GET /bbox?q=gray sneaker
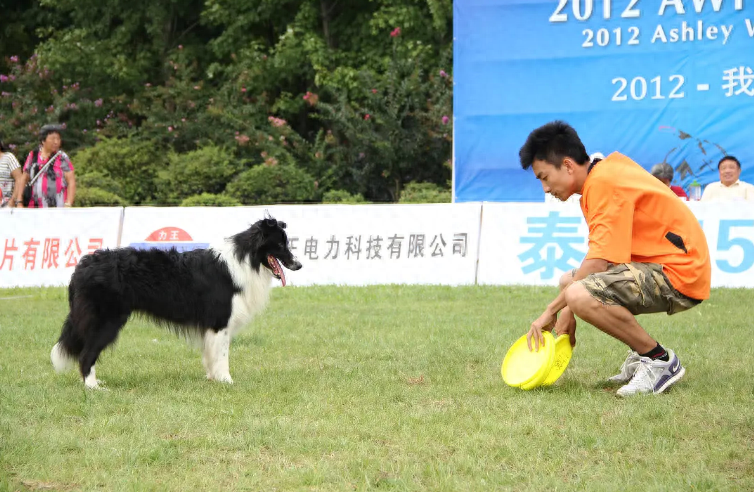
[607,350,641,383]
[616,350,685,397]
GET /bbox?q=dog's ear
[263,210,277,228]
[278,221,286,229]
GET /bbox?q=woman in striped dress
[20,124,77,208]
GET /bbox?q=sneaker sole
[654,366,686,394]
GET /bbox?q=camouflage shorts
[573,262,701,316]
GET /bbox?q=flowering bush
[0,55,109,158]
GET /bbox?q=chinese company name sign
[2,204,753,289]
[454,0,754,202]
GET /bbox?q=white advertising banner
[0,208,124,288]
[478,202,754,289]
[120,204,483,286]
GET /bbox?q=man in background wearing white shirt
[701,156,754,202]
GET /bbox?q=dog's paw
[213,373,234,384]
[84,379,107,390]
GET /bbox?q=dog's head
[233,215,302,286]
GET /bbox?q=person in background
[18,124,76,208]
[0,136,24,208]
[701,156,754,202]
[650,163,687,200]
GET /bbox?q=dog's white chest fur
[213,240,274,336]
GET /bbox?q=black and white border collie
[50,216,302,389]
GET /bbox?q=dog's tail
[51,314,80,373]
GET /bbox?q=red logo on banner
[130,227,207,253]
[144,227,193,242]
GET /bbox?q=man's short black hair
[718,155,741,170]
[519,120,590,170]
[39,123,64,142]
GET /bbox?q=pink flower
[168,126,174,132]
[439,70,448,78]
[268,116,287,127]
[235,134,250,145]
[10,56,18,63]
[302,91,318,105]
[194,85,200,90]
[390,27,401,37]
[0,75,8,83]
[364,114,370,120]
[145,83,152,87]
[94,98,103,107]
[178,45,183,50]
[241,87,247,92]
[181,118,186,122]
[371,89,378,94]
[442,115,449,125]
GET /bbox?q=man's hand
[527,309,556,352]
[554,307,577,348]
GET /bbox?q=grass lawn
[1,285,752,491]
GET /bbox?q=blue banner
[453,0,754,202]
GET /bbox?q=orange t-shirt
[580,152,711,300]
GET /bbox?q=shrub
[74,171,124,197]
[226,164,317,205]
[75,187,126,207]
[157,145,245,203]
[398,182,451,204]
[322,189,367,204]
[180,193,241,207]
[72,137,167,204]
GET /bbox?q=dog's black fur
[51,216,301,388]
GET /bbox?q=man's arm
[527,258,610,350]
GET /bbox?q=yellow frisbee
[501,332,555,389]
[541,334,574,387]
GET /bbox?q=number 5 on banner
[716,220,754,274]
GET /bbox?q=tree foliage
[0,0,453,205]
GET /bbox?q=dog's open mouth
[267,255,286,286]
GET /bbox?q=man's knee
[559,270,575,291]
[564,282,595,315]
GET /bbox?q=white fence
[2,202,753,288]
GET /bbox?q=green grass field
[1,285,752,491]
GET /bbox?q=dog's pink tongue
[268,255,286,286]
